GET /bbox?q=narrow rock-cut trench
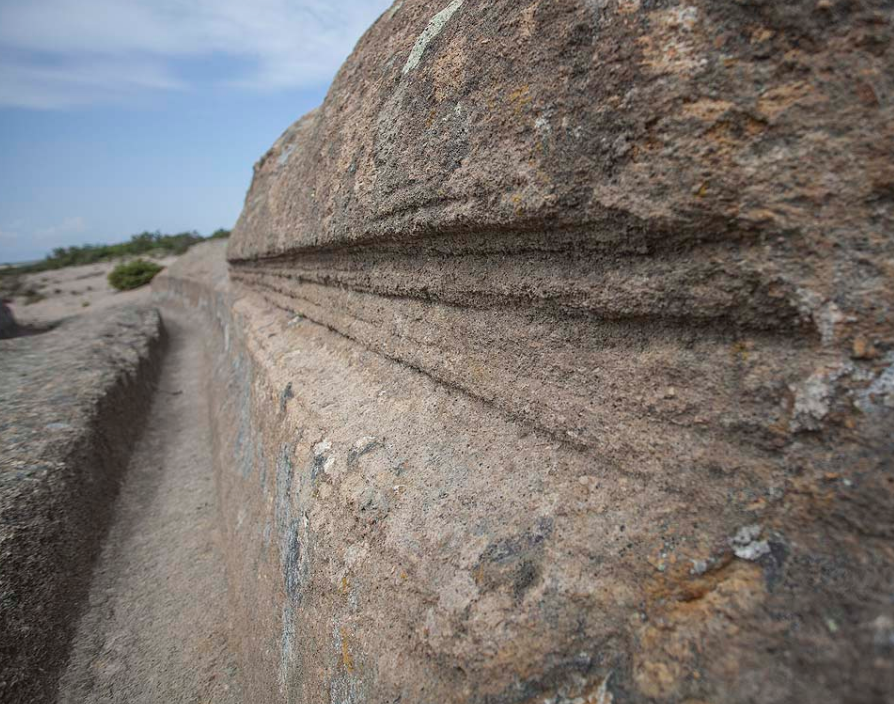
[57,308,244,703]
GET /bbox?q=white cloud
[0,60,186,109]
[0,0,393,108]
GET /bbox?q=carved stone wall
[165,1,894,701]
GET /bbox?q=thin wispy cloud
[34,216,88,241]
[0,59,186,109]
[0,0,392,109]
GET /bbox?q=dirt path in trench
[57,308,244,704]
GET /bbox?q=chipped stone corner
[730,524,771,562]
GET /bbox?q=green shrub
[107,260,163,291]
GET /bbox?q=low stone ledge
[0,305,166,703]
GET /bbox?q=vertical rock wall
[162,1,893,702]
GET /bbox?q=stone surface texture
[0,306,165,703]
[183,0,893,702]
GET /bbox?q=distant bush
[208,228,231,240]
[107,260,163,291]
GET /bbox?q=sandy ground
[56,309,244,703]
[6,257,178,327]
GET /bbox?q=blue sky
[0,0,392,263]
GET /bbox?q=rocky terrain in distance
[1,256,179,330]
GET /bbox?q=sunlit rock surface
[163,1,893,702]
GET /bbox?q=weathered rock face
[215,1,894,702]
[231,0,892,260]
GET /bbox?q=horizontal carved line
[232,266,803,455]
[231,241,810,335]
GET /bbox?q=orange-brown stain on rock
[635,558,766,699]
[508,85,533,116]
[340,627,355,673]
[679,98,735,123]
[701,114,766,152]
[757,81,823,122]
